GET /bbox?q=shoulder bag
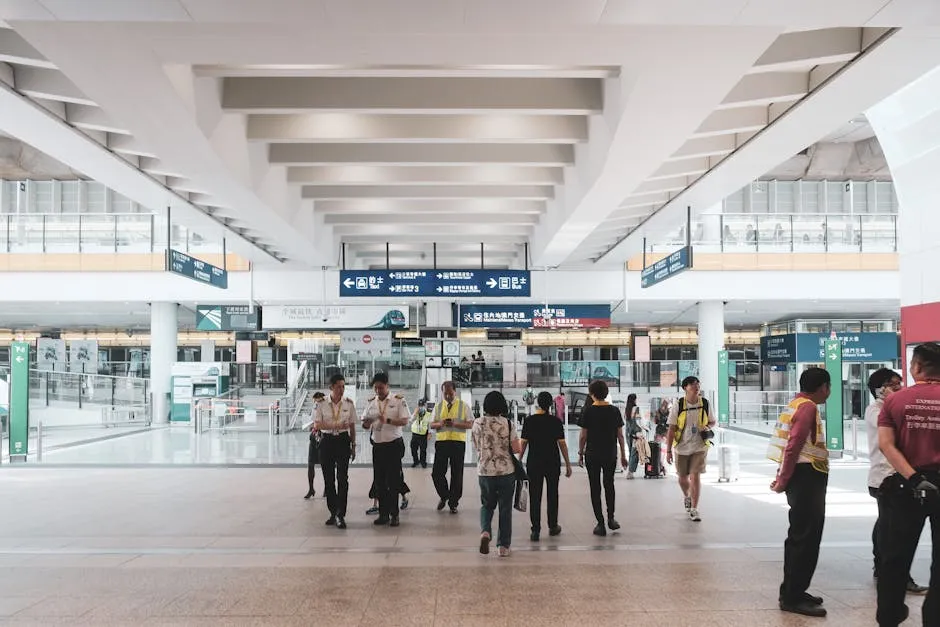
[506,416,529,512]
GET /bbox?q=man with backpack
[666,376,715,522]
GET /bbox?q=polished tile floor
[0,454,928,625]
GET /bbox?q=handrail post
[36,421,43,462]
[852,415,859,461]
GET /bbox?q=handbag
[506,416,528,512]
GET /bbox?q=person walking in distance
[578,380,627,537]
[431,381,472,514]
[314,375,357,530]
[876,343,940,627]
[624,393,642,479]
[666,376,715,522]
[768,367,832,618]
[362,372,410,527]
[865,368,927,594]
[520,391,573,541]
[410,398,431,468]
[304,391,325,500]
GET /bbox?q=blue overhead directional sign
[340,269,530,298]
[167,249,228,289]
[641,246,692,288]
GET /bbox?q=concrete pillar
[699,202,722,246]
[869,66,940,369]
[425,301,453,328]
[150,302,178,424]
[697,301,725,396]
[199,340,215,363]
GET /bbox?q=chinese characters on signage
[456,305,611,329]
[340,269,530,297]
[640,246,692,288]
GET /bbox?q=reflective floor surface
[0,450,928,625]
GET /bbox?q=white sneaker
[684,496,692,511]
[689,508,701,522]
[626,471,635,480]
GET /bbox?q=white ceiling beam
[597,28,940,266]
[340,233,524,244]
[198,65,618,79]
[107,134,158,158]
[325,212,538,226]
[302,185,553,200]
[288,165,564,186]
[647,157,709,181]
[693,107,768,137]
[751,28,861,73]
[667,135,741,160]
[719,71,808,109]
[315,198,545,214]
[270,143,574,166]
[248,113,588,143]
[223,77,603,114]
[351,242,520,254]
[333,224,532,236]
[12,66,94,105]
[633,176,695,195]
[138,156,185,178]
[64,103,129,135]
[0,29,54,68]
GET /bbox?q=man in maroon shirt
[876,342,940,627]
[770,367,831,618]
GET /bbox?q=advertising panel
[36,338,66,371]
[196,305,260,331]
[69,340,99,372]
[340,331,393,356]
[263,305,409,330]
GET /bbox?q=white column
[150,302,178,424]
[697,301,725,396]
[699,202,722,247]
[424,301,452,327]
[199,340,215,363]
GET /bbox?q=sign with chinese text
[640,246,692,288]
[9,342,29,459]
[456,304,610,329]
[168,249,228,289]
[339,269,530,297]
[340,331,392,356]
[197,305,260,331]
[824,339,844,451]
[262,305,408,330]
[717,350,730,426]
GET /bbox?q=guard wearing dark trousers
[876,342,940,627]
[362,372,410,527]
[314,375,357,530]
[304,392,325,500]
[431,381,472,513]
[410,399,431,468]
[769,367,831,618]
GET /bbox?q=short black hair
[329,373,345,387]
[681,376,700,389]
[913,342,940,379]
[483,391,509,417]
[442,380,456,391]
[588,379,608,400]
[799,367,831,394]
[536,391,553,412]
[371,371,389,386]
[868,368,900,398]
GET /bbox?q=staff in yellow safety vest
[410,398,432,468]
[431,381,473,513]
[768,367,831,619]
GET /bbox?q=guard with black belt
[362,372,410,527]
[876,342,940,627]
[431,381,472,514]
[314,374,357,530]
[304,392,326,500]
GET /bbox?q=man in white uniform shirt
[865,368,927,594]
[362,372,410,527]
[314,374,357,530]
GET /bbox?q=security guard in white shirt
[314,373,357,530]
[362,371,410,527]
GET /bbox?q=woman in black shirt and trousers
[520,392,573,542]
[579,380,628,536]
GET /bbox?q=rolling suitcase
[717,444,740,483]
[645,442,664,478]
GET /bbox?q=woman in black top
[520,392,573,542]
[624,393,642,478]
[578,380,628,537]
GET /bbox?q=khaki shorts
[676,451,707,476]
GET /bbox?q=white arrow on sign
[436,287,443,293]
[15,356,24,363]
[343,278,355,288]
[486,278,497,288]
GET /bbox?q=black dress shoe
[304,489,315,500]
[530,531,540,542]
[437,498,447,511]
[607,518,621,531]
[374,516,390,526]
[449,506,458,514]
[325,516,337,526]
[593,523,606,537]
[779,600,826,618]
[335,517,347,530]
[389,516,400,527]
[549,525,562,537]
[907,579,928,595]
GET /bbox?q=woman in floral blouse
[472,391,520,557]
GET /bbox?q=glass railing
[0,212,225,254]
[651,213,897,254]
